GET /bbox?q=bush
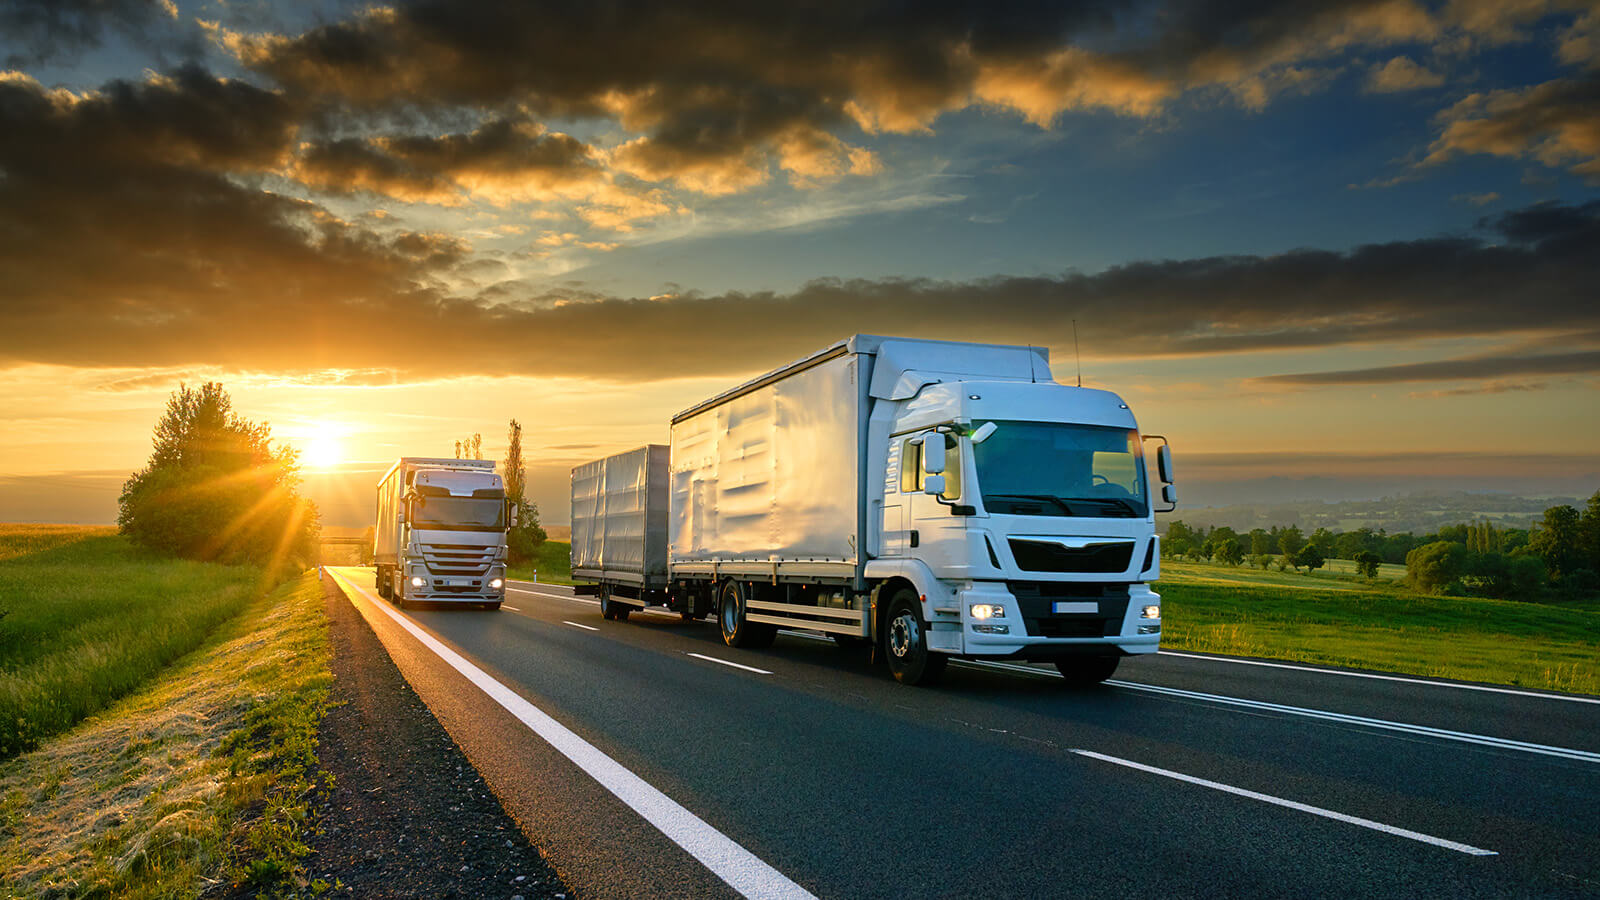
[1353,550,1382,578]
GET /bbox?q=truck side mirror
[922,436,946,474]
[1157,445,1174,484]
[1163,484,1177,504]
[923,474,947,496]
[508,501,520,527]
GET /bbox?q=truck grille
[1006,582,1131,638]
[421,542,496,576]
[1009,539,1134,573]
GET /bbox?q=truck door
[904,432,969,575]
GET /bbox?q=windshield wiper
[1058,497,1144,516]
[984,493,1079,515]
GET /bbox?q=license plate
[442,578,471,587]
[1052,601,1099,614]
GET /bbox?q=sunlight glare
[302,433,343,470]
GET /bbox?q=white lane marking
[687,653,774,675]
[508,586,597,605]
[564,620,600,632]
[1070,749,1498,857]
[1158,651,1600,705]
[951,659,1600,764]
[327,569,817,900]
[501,606,521,612]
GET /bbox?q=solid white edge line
[1070,749,1498,856]
[563,620,600,632]
[326,569,817,900]
[951,659,1600,764]
[687,653,774,675]
[1158,651,1600,705]
[501,605,521,612]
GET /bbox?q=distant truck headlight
[410,576,426,588]
[1141,604,1161,619]
[489,577,504,590]
[970,603,1006,620]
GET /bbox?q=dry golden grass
[0,572,330,898]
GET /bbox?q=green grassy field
[0,525,263,759]
[0,570,331,897]
[507,540,574,585]
[1156,559,1599,694]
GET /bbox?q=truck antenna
[1072,319,1082,387]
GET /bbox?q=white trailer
[570,445,671,622]
[572,334,1176,685]
[374,457,512,609]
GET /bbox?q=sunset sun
[301,433,344,470]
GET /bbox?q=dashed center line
[687,653,773,675]
[564,620,600,632]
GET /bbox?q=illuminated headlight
[970,603,1006,620]
[972,623,1009,634]
[1140,604,1161,619]
[489,577,504,590]
[410,576,426,588]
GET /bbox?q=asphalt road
[325,568,1600,899]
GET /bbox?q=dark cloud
[1426,72,1600,178]
[291,115,606,204]
[1255,352,1600,386]
[224,1,1583,190]
[1,0,181,66]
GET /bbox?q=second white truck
[571,334,1175,685]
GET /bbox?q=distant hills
[1159,491,1590,535]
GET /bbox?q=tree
[1406,541,1466,594]
[1278,525,1304,558]
[1308,527,1336,557]
[1580,491,1600,572]
[1216,538,1244,566]
[1251,553,1272,570]
[1293,543,1325,573]
[118,382,318,569]
[456,433,483,460]
[1528,504,1582,578]
[1249,528,1272,557]
[1353,550,1382,579]
[502,419,547,563]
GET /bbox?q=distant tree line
[1163,490,1600,602]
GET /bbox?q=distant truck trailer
[374,457,514,609]
[571,334,1176,685]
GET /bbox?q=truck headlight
[489,577,504,589]
[1141,604,1161,619]
[970,603,1006,620]
[410,576,426,588]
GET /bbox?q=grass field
[1156,559,1600,695]
[0,525,267,759]
[0,570,331,897]
[507,540,574,585]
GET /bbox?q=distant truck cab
[374,458,514,610]
[571,335,1176,685]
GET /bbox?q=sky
[1,0,1597,528]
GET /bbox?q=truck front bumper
[402,564,507,603]
[950,581,1160,659]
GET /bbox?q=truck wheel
[376,569,388,598]
[718,581,775,648]
[883,589,946,686]
[599,585,630,622]
[1054,656,1119,686]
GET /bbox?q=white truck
[374,457,514,609]
[571,334,1176,685]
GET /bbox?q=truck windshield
[411,496,505,531]
[972,421,1147,518]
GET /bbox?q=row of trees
[451,422,550,563]
[1164,491,1600,601]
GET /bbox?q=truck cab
[868,378,1175,682]
[375,458,513,609]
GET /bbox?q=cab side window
[900,438,922,493]
[900,434,961,501]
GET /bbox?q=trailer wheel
[883,589,946,686]
[718,581,775,648]
[376,569,388,598]
[599,585,630,621]
[1054,655,1119,686]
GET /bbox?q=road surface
[325,568,1600,899]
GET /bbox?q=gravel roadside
[302,576,571,899]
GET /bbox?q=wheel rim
[888,611,919,659]
[721,587,739,633]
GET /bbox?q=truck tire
[1054,656,1119,686]
[718,581,775,648]
[599,585,630,622]
[883,588,946,686]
